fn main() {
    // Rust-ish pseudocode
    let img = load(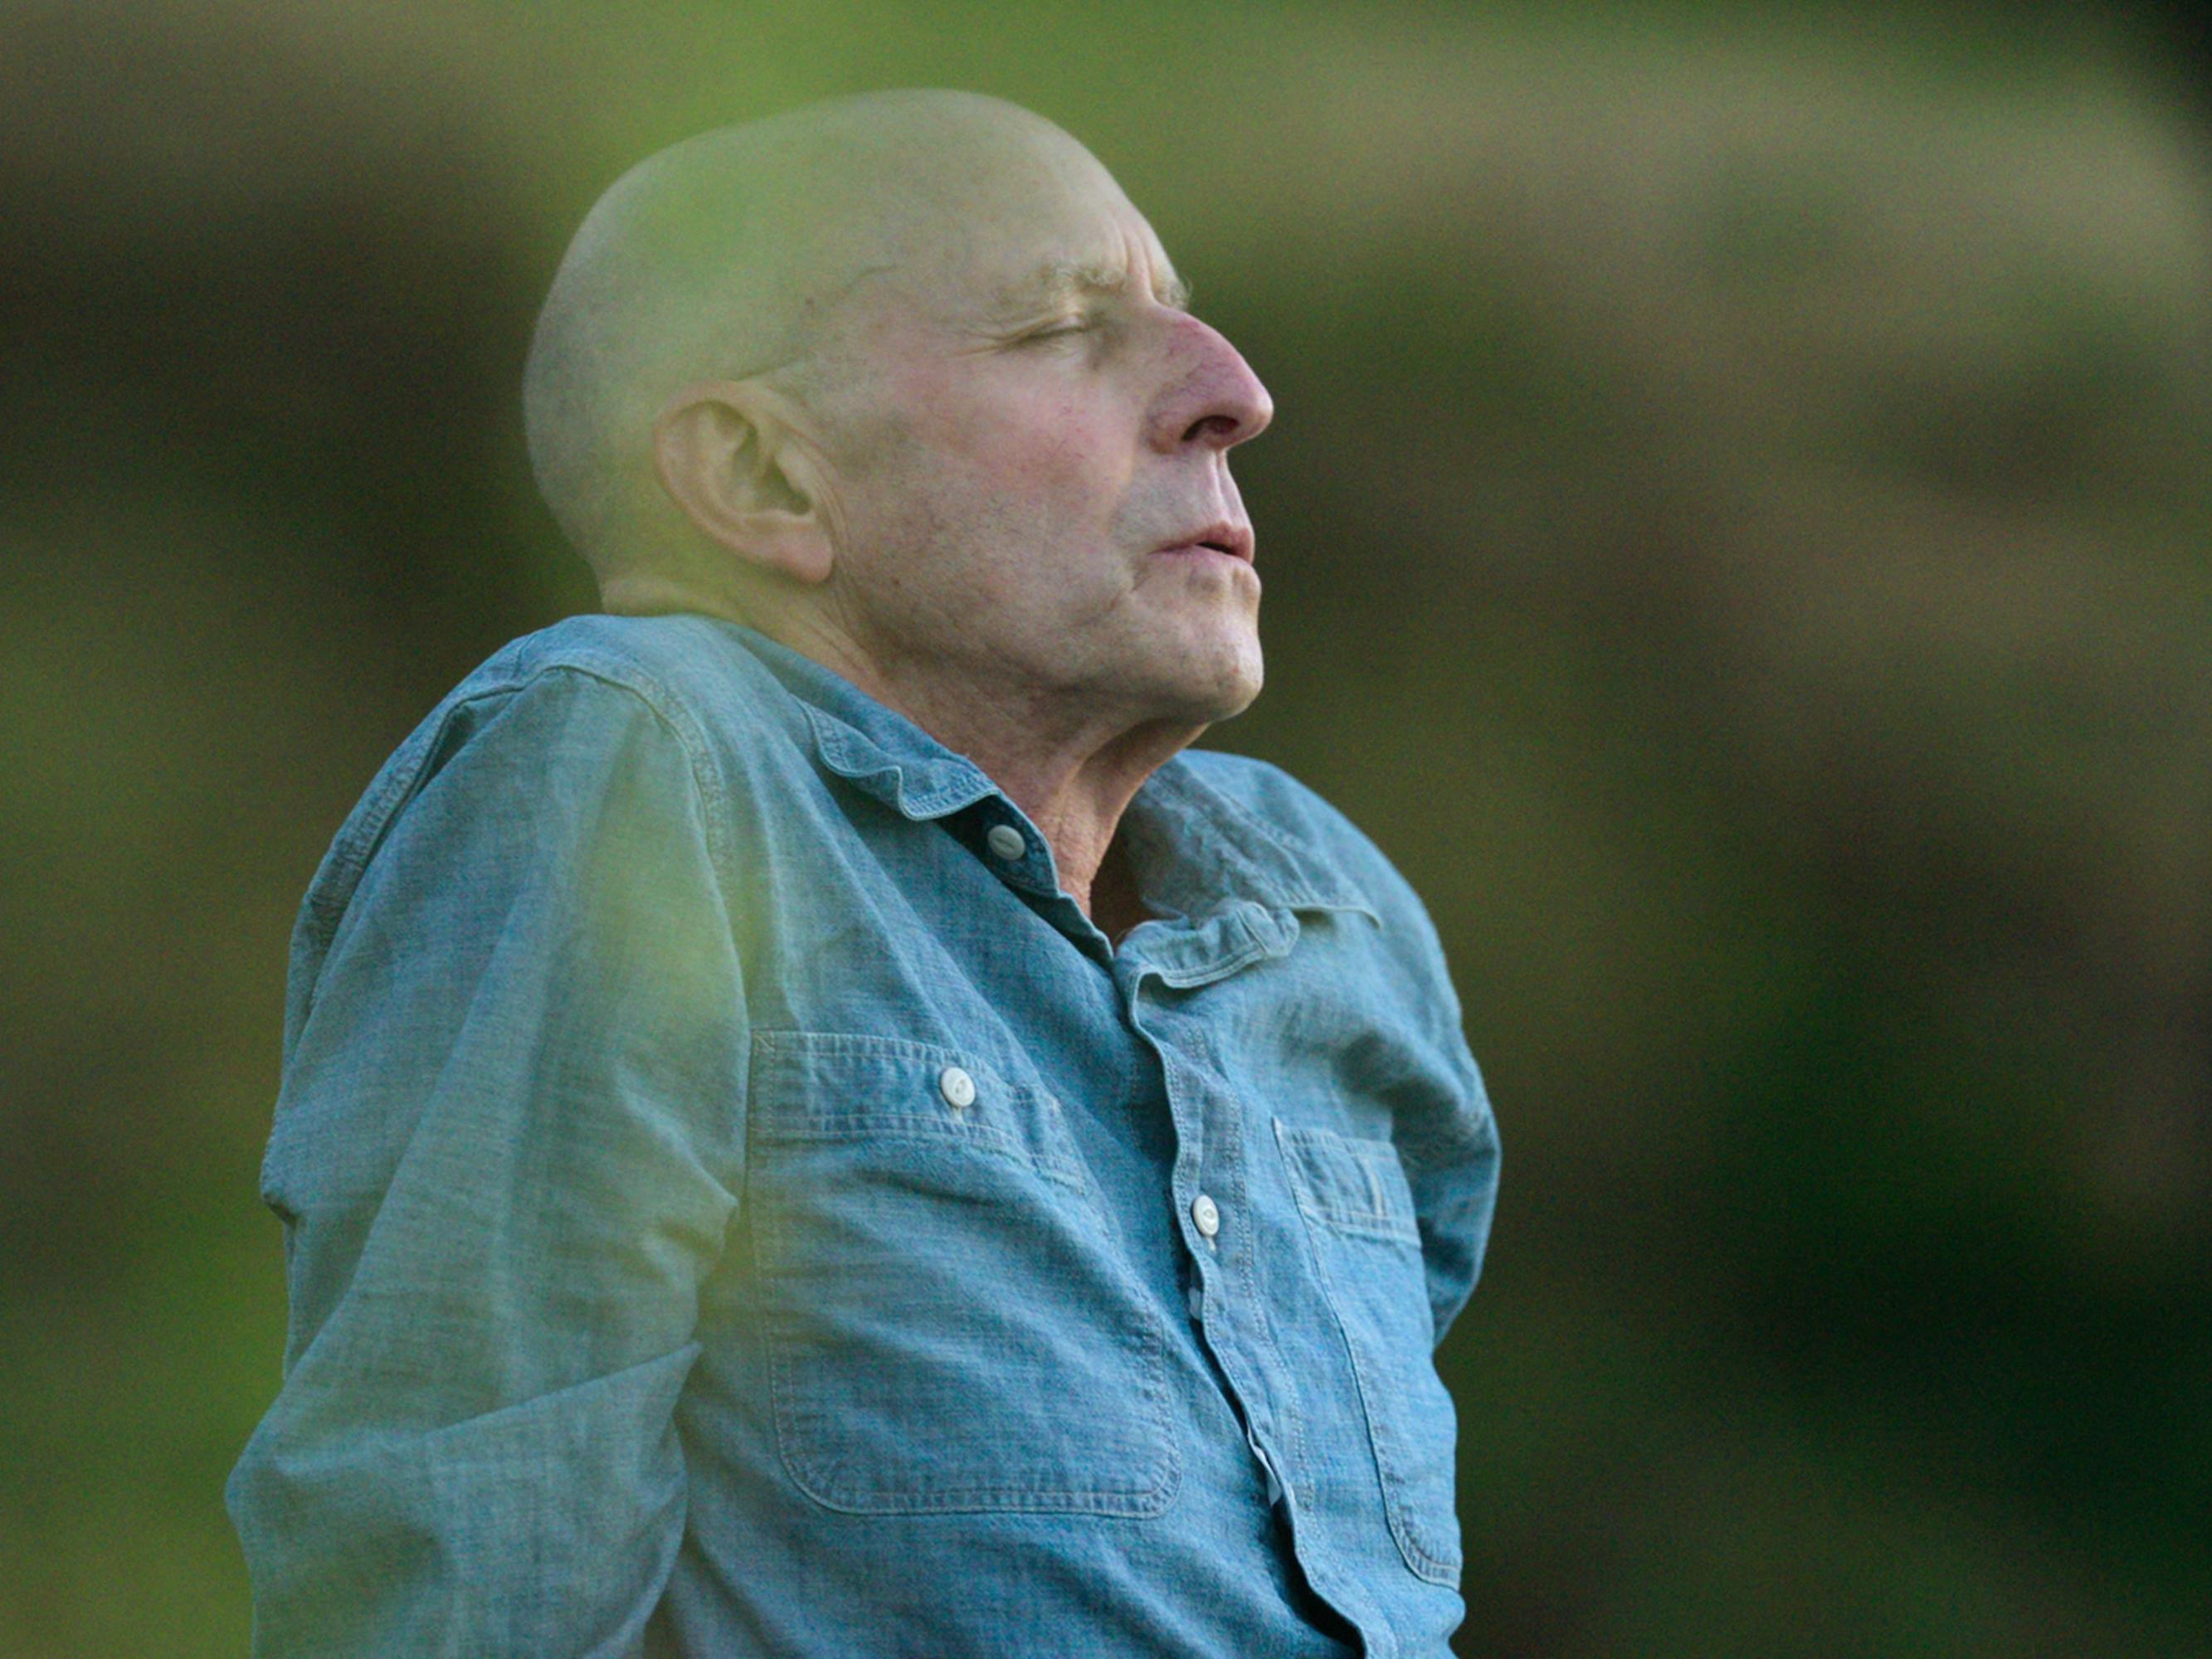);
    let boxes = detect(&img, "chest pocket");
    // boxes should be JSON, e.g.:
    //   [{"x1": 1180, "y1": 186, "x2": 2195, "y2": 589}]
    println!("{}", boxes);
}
[
  {"x1": 746, "y1": 1030, "x2": 1181, "y2": 1516},
  {"x1": 1274, "y1": 1119, "x2": 1463, "y2": 1584}
]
